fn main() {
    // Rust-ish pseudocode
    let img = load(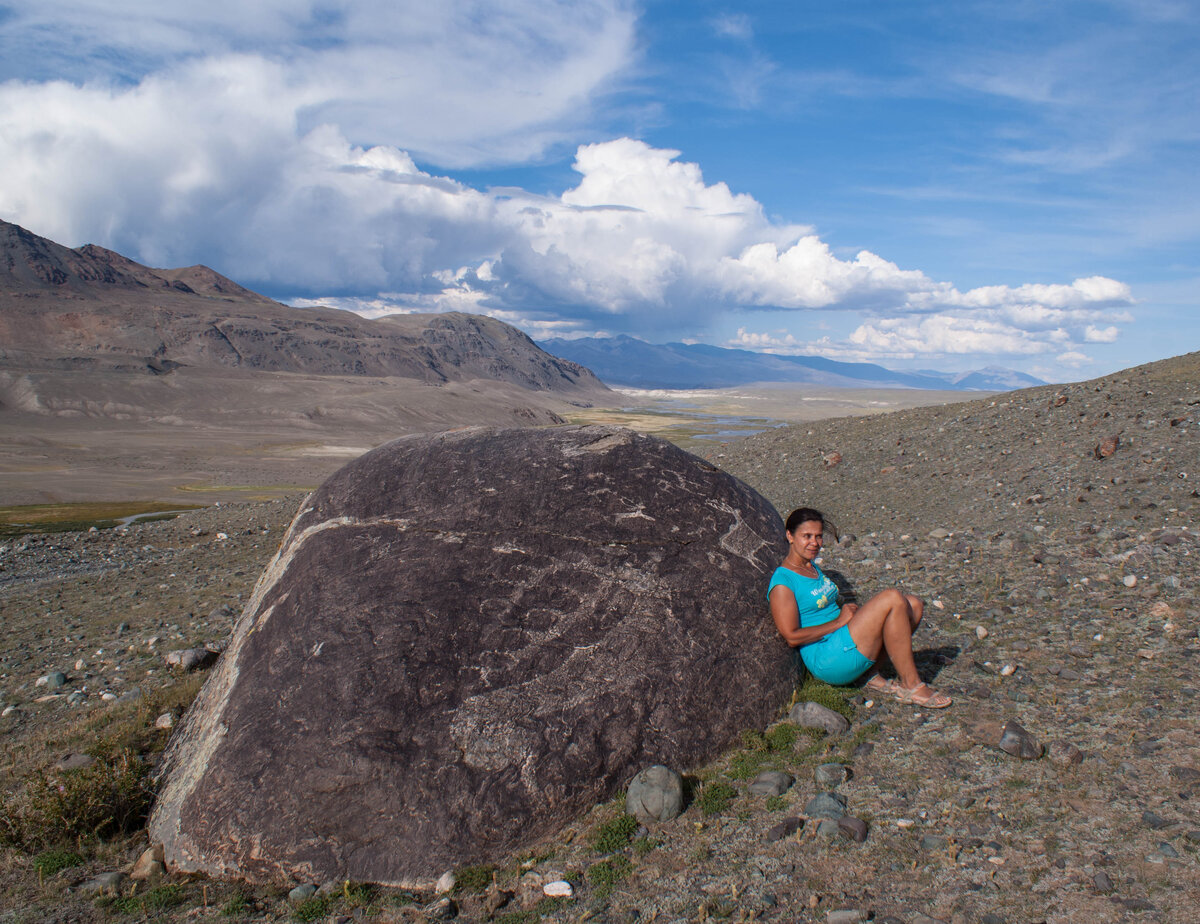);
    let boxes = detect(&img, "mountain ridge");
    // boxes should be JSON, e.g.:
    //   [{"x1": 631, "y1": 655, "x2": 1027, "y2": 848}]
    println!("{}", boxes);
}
[
  {"x1": 539, "y1": 334, "x2": 1047, "y2": 391},
  {"x1": 0, "y1": 218, "x2": 607, "y2": 396}
]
